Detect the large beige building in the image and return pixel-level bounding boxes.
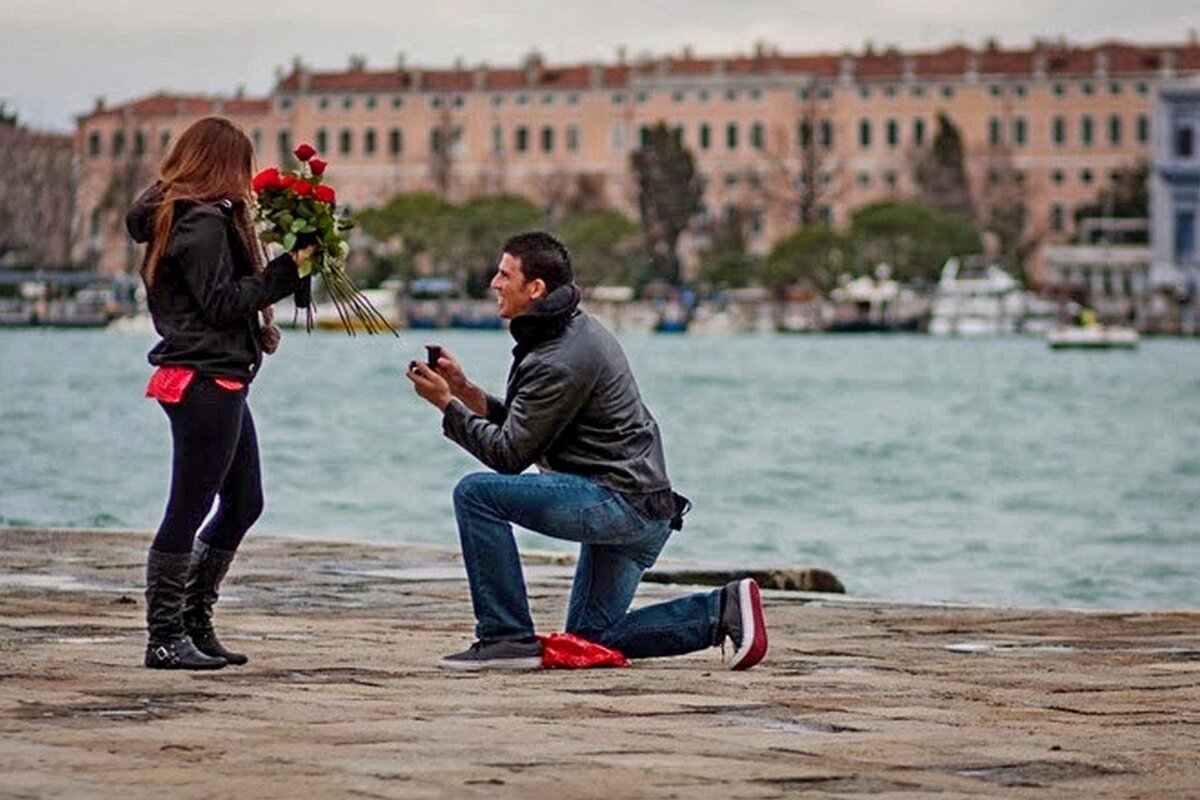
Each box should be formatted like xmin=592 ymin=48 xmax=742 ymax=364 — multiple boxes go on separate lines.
xmin=75 ymin=38 xmax=1200 ymax=281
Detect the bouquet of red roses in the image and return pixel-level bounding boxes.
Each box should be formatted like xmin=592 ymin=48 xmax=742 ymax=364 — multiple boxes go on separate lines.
xmin=253 ymin=144 xmax=396 ymax=335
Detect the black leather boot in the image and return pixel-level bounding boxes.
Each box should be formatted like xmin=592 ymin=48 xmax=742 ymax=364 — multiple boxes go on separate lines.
xmin=145 ymin=549 xmax=226 ymax=670
xmin=183 ymin=540 xmax=248 ymax=665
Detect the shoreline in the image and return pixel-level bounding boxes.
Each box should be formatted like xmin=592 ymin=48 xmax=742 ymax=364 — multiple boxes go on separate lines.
xmin=1 ymin=527 xmax=1197 ymax=799
xmin=3 ymin=525 xmax=1195 ymax=615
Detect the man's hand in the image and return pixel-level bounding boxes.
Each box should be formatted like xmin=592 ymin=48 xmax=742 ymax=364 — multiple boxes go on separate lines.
xmin=428 ymin=345 xmax=488 ymax=415
xmin=406 ymin=360 xmax=453 ymax=410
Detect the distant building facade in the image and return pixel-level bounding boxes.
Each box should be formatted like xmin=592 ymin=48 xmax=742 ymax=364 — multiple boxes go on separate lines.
xmin=1150 ymin=78 xmax=1200 ymax=333
xmin=75 ymin=39 xmax=1200 ymax=278
xmin=1 ymin=119 xmax=75 ymax=267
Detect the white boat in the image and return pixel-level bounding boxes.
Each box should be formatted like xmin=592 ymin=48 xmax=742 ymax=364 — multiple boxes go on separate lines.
xmin=928 ymin=257 xmax=1056 ymax=336
xmin=1047 ymin=325 xmax=1139 ymax=349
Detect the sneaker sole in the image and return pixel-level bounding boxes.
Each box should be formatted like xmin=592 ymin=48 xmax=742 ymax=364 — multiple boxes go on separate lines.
xmin=437 ymin=656 xmax=543 ymax=671
xmin=729 ymin=579 xmax=768 ymax=671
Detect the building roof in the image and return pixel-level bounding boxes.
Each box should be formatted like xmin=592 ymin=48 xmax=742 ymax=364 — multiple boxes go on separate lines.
xmin=79 ymin=91 xmax=271 ymax=122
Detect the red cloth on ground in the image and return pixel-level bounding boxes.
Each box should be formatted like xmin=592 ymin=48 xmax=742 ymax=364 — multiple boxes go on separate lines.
xmin=538 ymin=632 xmax=629 ymax=669
xmin=145 ymin=367 xmax=244 ymax=403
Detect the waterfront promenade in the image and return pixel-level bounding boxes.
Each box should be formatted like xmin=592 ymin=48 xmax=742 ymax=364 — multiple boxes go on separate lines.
xmin=0 ymin=528 xmax=1196 ymax=799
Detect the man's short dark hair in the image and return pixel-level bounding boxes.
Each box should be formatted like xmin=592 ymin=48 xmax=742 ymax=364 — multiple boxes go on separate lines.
xmin=503 ymin=231 xmax=573 ymax=291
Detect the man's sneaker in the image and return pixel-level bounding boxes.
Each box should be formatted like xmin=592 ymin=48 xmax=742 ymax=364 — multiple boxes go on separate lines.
xmin=718 ymin=578 xmax=768 ymax=670
xmin=439 ymin=638 xmax=543 ymax=671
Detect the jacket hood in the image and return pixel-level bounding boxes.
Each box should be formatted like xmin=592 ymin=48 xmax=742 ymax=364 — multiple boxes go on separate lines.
xmin=125 ymin=182 xmax=165 ymax=244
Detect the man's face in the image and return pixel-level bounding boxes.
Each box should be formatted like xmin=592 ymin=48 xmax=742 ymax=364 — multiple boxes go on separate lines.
xmin=490 ymin=253 xmax=545 ymax=319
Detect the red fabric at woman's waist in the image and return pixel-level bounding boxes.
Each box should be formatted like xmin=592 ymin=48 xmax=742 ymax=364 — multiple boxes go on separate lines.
xmin=145 ymin=367 xmax=244 ymax=403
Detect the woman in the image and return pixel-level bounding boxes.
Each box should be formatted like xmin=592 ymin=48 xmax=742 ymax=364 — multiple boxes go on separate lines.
xmin=126 ymin=116 xmax=311 ymax=670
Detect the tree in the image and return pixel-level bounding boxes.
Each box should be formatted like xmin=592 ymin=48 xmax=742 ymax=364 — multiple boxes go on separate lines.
xmin=630 ymin=122 xmax=703 ymax=285
xmin=848 ymin=200 xmax=981 ymax=284
xmin=761 ymin=225 xmax=851 ymax=295
xmin=429 ymin=107 xmax=460 ymax=197
xmin=978 ymin=145 xmax=1042 ymax=276
xmin=697 ymin=206 xmax=756 ymax=289
xmin=0 ymin=117 xmax=78 ymax=268
xmin=1073 ymin=161 xmax=1149 ymax=225
xmin=556 ymin=209 xmax=642 ymax=287
xmin=913 ymin=112 xmax=973 ymax=220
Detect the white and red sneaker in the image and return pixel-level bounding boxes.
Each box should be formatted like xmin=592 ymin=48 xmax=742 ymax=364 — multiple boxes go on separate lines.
xmin=721 ymin=578 xmax=768 ymax=670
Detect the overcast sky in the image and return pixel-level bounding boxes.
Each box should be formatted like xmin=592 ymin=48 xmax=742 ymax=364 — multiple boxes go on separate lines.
xmin=4 ymin=0 xmax=1198 ymax=132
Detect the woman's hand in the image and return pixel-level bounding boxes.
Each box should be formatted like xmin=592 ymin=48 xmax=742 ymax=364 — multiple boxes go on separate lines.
xmin=292 ymin=244 xmax=318 ymax=269
xmin=260 ymin=305 xmax=281 ymax=354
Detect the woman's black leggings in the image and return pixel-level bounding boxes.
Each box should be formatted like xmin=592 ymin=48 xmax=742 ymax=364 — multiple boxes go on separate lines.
xmin=152 ymin=377 xmax=263 ymax=554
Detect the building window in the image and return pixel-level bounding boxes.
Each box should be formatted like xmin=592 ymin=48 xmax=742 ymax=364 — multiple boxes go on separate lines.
xmin=279 ymin=98 xmax=292 ymax=111
xmin=159 ymin=130 xmax=171 ymax=152
xmin=699 ymin=122 xmax=712 ymax=151
xmin=90 ymin=207 xmax=101 ymax=238
xmin=726 ymin=89 xmax=738 ymax=102
xmin=1051 ymin=169 xmax=1065 ymax=185
xmin=698 ymin=89 xmax=710 ymax=103
xmin=133 ymin=130 xmax=146 ymax=157
xmin=859 ymin=118 xmax=871 ymax=148
xmin=454 ymin=95 xmax=465 ymax=108
xmin=491 ymin=95 xmax=504 ymax=108
xmin=1081 ymin=168 xmax=1094 ymax=184
xmin=366 ymin=96 xmax=377 ymax=110
xmin=726 ymin=122 xmax=738 ymax=150
xmin=750 ymin=89 xmax=762 ymax=102
xmin=342 ymin=96 xmax=353 ymax=110
xmin=911 ymin=85 xmax=925 ymax=98
xmin=541 ymin=94 xmax=555 ymax=106
xmin=339 ymin=128 xmax=353 ymax=155
xmin=857 ymin=171 xmax=871 ymax=188
xmin=884 ymin=85 xmax=897 ymax=99
xmin=884 ymin=170 xmax=898 ymax=190
xmin=389 ymin=128 xmax=403 ymax=156
xmin=1053 ymin=115 xmax=1066 ymax=146
xmin=611 ymin=123 xmax=627 ymax=151
xmin=1081 ymin=82 xmax=1094 ymax=96
xmin=392 ymin=96 xmax=404 ymax=109
xmin=988 ymin=117 xmax=1002 ymax=147
xmin=820 ymin=119 xmax=834 ymax=149
xmin=430 ymin=96 xmax=443 ymax=109
xmin=989 ymin=84 xmax=1002 ymax=98
xmin=88 ymin=131 xmax=102 ymax=157
xmin=278 ymin=129 xmax=292 ymax=160
xmin=316 ymin=128 xmax=328 ymax=153
xmin=251 ymin=129 xmax=262 ymax=153
xmin=491 ymin=125 xmax=503 ymax=154
xmin=515 ymin=126 xmax=529 ymax=153
xmin=1109 ymin=82 xmax=1122 ymax=96
xmin=750 ymin=121 xmax=764 ymax=150
xmin=1109 ymin=115 xmax=1122 ymax=146
xmin=886 ymin=118 xmax=898 ymax=148
xmin=859 ymin=86 xmax=871 ymax=100
xmin=1137 ymin=82 xmax=1150 ymax=95
xmin=1013 ymin=117 xmax=1027 ymax=147
xmin=112 ymin=130 xmax=125 ymax=157
xmin=1175 ymin=211 xmax=1195 ymax=261
xmin=541 ymin=126 xmax=555 ymax=153
xmin=1175 ymin=126 xmax=1195 ymax=158
xmin=820 ymin=86 xmax=834 ymax=100
xmin=672 ymin=90 xmax=684 ymax=103
xmin=1051 ymin=204 xmax=1065 ymax=233
xmin=797 ymin=120 xmax=811 ymax=148
xmin=611 ymin=93 xmax=624 ymax=105
xmin=913 ymin=117 xmax=926 ymax=146
xmin=1081 ymin=115 xmax=1094 ymax=147
xmin=1137 ymin=115 xmax=1150 ymax=144
xmin=637 ymin=91 xmax=649 ymax=104
xmin=1015 ymin=84 xmax=1027 ymax=97
xmin=363 ymin=128 xmax=377 ymax=155
xmin=941 ymin=85 xmax=955 ymax=99
xmin=638 ymin=125 xmax=651 ymax=148
xmin=568 ymin=93 xmax=580 ymax=106
xmin=318 ymin=97 xmax=330 ymax=110
xmin=1053 ymin=83 xmax=1066 ymax=97
xmin=566 ymin=125 xmax=580 ymax=153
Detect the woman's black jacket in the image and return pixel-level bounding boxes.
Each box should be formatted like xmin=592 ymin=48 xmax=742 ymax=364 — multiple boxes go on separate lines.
xmin=126 ymin=191 xmax=299 ymax=383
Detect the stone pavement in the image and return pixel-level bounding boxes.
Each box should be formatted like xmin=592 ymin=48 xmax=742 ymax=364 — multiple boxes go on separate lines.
xmin=0 ymin=528 xmax=1197 ymax=799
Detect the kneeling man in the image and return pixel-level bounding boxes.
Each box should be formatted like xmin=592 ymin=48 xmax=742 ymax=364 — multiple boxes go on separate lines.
xmin=406 ymin=232 xmax=767 ymax=671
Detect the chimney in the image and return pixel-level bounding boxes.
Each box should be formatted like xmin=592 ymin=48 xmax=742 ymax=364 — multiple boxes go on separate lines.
xmin=839 ymin=53 xmax=855 ymax=85
xmin=1094 ymin=50 xmax=1109 ymax=78
xmin=349 ymin=54 xmax=366 ymax=72
xmin=94 ymin=97 xmax=106 ymax=114
xmin=523 ymin=51 xmax=543 ymax=86
xmin=473 ymin=64 xmax=488 ymax=91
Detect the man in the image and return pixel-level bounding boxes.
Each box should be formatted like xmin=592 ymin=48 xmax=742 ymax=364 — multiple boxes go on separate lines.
xmin=406 ymin=232 xmax=767 ymax=671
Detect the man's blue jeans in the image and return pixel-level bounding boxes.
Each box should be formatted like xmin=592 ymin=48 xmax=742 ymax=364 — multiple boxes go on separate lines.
xmin=452 ymin=471 xmax=721 ymax=659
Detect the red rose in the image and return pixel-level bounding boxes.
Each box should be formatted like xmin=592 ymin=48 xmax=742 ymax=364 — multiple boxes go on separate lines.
xmin=251 ymin=167 xmax=280 ymax=194
xmin=292 ymin=180 xmax=313 ymax=197
xmin=309 ymin=158 xmax=328 ymax=176
xmin=293 ymin=143 xmax=317 ymax=162
xmin=313 ymin=184 xmax=336 ymax=204
xmin=278 ymin=174 xmax=296 ymax=190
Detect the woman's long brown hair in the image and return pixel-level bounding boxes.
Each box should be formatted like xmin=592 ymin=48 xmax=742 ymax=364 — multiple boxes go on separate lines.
xmin=142 ymin=116 xmax=260 ymax=286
